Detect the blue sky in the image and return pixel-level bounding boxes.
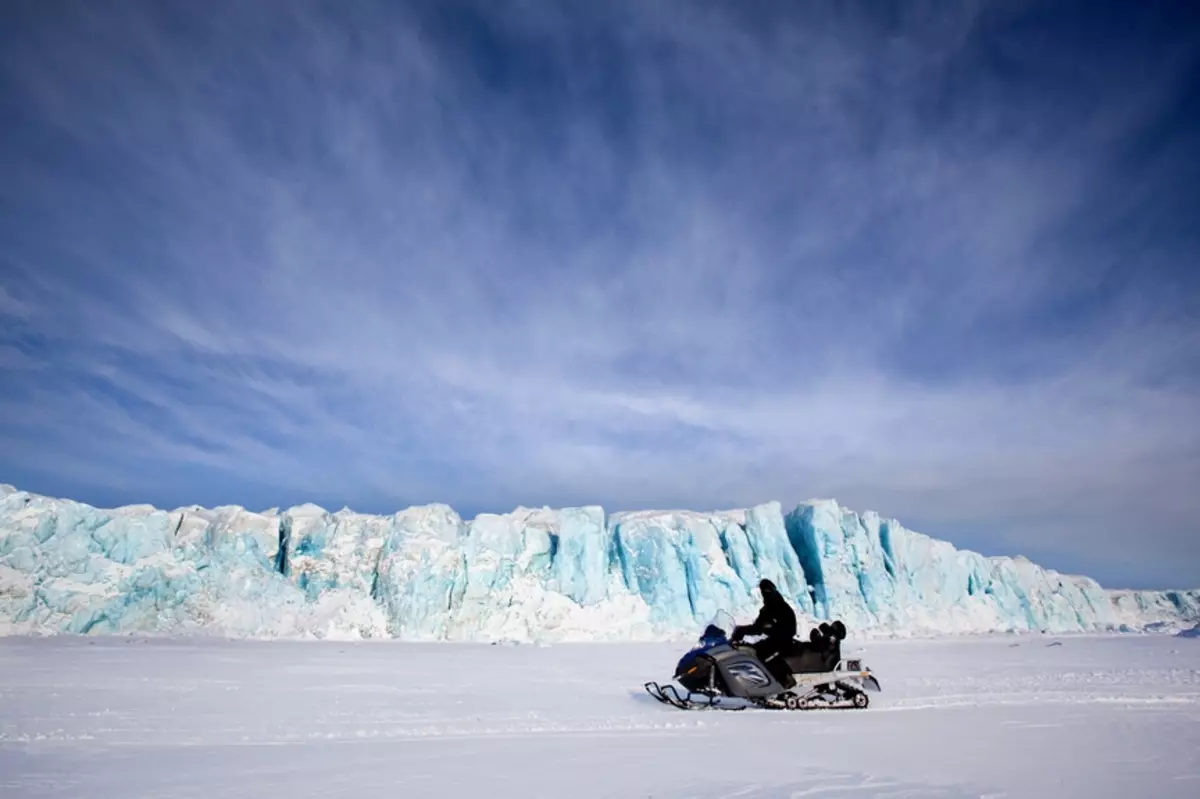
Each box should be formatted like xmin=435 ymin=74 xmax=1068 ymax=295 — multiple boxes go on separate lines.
xmin=1 ymin=1 xmax=1197 ymax=589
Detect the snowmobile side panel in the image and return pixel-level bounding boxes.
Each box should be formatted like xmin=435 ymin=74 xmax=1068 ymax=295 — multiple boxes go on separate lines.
xmin=708 ymin=646 xmax=788 ymax=698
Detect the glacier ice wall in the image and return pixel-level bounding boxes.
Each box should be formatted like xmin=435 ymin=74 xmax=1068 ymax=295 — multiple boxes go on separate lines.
xmin=0 ymin=484 xmax=1196 ymax=641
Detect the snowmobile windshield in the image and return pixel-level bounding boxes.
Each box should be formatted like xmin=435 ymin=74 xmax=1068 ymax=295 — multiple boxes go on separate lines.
xmin=698 ymin=610 xmax=736 ymax=646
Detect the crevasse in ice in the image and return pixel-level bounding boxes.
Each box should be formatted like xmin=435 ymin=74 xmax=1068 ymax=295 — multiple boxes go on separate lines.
xmin=0 ymin=485 xmax=1196 ymax=640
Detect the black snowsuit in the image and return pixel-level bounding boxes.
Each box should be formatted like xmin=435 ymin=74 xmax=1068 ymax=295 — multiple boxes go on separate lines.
xmin=732 ymin=587 xmax=797 ymax=681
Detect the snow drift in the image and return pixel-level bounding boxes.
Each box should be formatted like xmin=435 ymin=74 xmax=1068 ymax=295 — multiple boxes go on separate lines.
xmin=0 ymin=484 xmax=1196 ymax=641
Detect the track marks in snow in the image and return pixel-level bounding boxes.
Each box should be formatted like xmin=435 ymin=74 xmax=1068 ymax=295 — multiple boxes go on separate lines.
xmin=0 ymin=713 xmax=713 ymax=747
xmin=870 ymin=654 xmax=1200 ymax=715
xmin=874 ymin=690 xmax=1200 ymax=713
xmin=657 ymin=772 xmax=986 ymax=798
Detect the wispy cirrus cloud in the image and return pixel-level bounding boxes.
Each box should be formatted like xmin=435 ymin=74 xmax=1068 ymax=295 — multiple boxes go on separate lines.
xmin=1 ymin=0 xmax=1197 ymax=587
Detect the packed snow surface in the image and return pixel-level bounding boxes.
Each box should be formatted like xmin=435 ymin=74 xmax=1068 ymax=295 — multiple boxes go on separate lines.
xmin=1 ymin=484 xmax=1196 ymax=640
xmin=1 ymin=634 xmax=1198 ymax=797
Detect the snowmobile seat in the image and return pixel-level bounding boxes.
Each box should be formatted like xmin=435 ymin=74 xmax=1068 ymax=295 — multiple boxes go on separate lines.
xmin=820 ymin=640 xmax=842 ymax=672
xmin=781 ymin=637 xmax=828 ymax=673
xmin=782 ymin=647 xmax=827 ymax=674
xmin=783 ymin=621 xmax=847 ymax=674
xmin=817 ymin=620 xmax=846 ymax=670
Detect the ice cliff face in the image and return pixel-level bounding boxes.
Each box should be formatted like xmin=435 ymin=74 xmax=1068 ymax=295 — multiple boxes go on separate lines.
xmin=0 ymin=484 xmax=1196 ymax=641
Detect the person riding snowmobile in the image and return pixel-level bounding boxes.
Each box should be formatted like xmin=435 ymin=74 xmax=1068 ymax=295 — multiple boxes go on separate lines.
xmin=730 ymin=579 xmax=797 ymax=679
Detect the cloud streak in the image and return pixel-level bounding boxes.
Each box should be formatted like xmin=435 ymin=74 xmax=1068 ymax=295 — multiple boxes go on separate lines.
xmin=1 ymin=0 xmax=1197 ymax=588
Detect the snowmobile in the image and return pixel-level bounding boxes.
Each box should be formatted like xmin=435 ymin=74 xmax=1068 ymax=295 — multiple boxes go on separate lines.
xmin=644 ymin=614 xmax=881 ymax=711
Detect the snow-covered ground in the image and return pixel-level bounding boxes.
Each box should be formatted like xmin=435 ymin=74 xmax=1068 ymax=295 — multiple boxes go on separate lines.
xmin=1 ymin=634 xmax=1198 ymax=798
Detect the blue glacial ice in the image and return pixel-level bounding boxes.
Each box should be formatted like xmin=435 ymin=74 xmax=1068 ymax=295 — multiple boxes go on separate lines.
xmin=0 ymin=484 xmax=1196 ymax=641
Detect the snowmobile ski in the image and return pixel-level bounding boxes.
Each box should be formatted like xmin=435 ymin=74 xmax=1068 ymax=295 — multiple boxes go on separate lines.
xmin=644 ymin=681 xmax=749 ymax=710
